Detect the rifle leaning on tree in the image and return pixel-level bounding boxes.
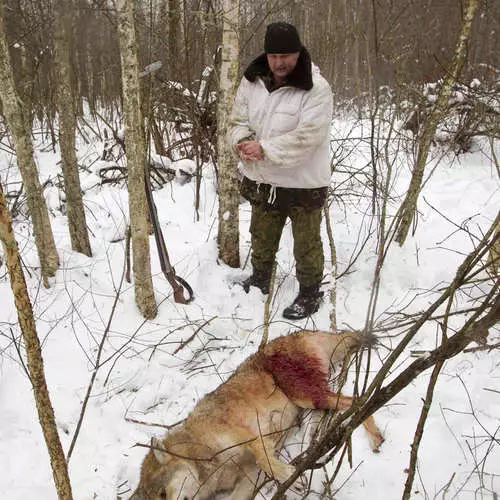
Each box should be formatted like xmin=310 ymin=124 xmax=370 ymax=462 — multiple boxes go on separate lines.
xmin=102 ymin=125 xmax=193 ymax=304
xmin=144 ymin=167 xmax=194 ymax=304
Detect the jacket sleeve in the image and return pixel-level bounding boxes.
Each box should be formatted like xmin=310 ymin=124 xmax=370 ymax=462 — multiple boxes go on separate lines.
xmin=226 ymin=78 xmax=255 ymax=152
xmin=260 ymin=79 xmax=333 ymax=167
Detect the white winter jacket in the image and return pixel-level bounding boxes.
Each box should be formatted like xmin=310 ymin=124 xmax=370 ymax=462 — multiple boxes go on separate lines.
xmin=227 ymin=58 xmax=333 ymax=189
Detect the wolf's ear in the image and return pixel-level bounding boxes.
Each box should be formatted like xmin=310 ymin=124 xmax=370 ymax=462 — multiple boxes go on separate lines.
xmin=151 ymin=436 xmax=168 ymax=464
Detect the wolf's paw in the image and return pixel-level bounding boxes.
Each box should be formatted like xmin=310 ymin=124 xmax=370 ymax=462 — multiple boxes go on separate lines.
xmin=370 ymin=431 xmax=385 ymax=453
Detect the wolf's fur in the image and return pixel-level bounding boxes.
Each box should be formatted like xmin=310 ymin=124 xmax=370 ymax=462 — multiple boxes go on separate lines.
xmin=130 ymin=330 xmax=384 ymax=500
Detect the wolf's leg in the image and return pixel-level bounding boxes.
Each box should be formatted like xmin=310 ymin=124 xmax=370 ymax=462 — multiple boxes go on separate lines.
xmin=249 ymin=438 xmax=295 ymax=483
xmin=362 ymin=415 xmax=385 ymax=451
xmin=324 ymin=393 xmax=384 ymax=452
xmin=289 ymin=391 xmax=384 ymax=451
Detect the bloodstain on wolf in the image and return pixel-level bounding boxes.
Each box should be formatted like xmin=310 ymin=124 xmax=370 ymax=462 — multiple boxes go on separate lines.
xmin=263 ymin=353 xmax=331 ymax=408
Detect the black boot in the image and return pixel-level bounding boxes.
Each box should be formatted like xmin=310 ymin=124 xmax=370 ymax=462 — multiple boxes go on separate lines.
xmin=282 ymin=283 xmax=323 ymax=320
xmin=241 ymin=268 xmax=271 ymax=294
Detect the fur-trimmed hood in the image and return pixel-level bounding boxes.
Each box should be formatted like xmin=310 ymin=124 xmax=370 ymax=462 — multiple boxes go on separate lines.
xmin=243 ymin=48 xmax=313 ymax=91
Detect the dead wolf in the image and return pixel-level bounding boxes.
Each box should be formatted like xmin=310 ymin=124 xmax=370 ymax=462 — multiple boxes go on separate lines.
xmin=130 ymin=329 xmax=384 ymax=500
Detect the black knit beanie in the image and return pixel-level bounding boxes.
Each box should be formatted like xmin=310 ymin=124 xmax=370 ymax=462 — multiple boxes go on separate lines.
xmin=264 ymin=22 xmax=303 ymax=54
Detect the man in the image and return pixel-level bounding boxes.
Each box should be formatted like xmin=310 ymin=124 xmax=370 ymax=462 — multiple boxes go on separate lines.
xmin=227 ymin=22 xmax=333 ymax=320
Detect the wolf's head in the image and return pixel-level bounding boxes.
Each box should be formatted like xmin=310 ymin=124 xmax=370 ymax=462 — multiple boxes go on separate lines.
xmin=130 ymin=437 xmax=201 ymax=500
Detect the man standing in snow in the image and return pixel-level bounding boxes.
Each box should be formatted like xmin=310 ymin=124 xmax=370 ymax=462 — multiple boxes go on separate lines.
xmin=227 ymin=22 xmax=333 ymax=320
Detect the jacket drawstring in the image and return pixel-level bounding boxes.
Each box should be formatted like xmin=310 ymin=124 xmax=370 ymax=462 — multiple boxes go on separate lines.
xmin=267 ymin=185 xmax=277 ymax=205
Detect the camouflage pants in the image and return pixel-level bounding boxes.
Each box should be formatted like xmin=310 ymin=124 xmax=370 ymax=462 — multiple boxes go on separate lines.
xmin=250 ymin=204 xmax=324 ymax=287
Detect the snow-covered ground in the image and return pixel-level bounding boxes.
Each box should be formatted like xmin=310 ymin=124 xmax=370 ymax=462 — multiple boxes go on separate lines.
xmin=0 ymin=117 xmax=498 ymax=499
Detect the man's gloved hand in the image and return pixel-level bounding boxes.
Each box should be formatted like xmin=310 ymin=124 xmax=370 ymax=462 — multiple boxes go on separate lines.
xmin=237 ymin=141 xmax=264 ymax=162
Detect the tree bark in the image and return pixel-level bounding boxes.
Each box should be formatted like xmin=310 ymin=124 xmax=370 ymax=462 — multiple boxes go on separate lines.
xmin=18 ymin=44 xmax=35 ymax=130
xmin=0 ymin=5 xmax=59 ymax=284
xmin=53 ymin=0 xmax=92 ymax=257
xmin=0 ymin=182 xmax=73 ymax=499
xmin=117 ymin=0 xmax=157 ymax=319
xmin=395 ymin=0 xmax=480 ymax=245
xmin=217 ymin=0 xmax=240 ymax=268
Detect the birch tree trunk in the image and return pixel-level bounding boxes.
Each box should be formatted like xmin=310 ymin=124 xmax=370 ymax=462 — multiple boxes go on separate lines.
xmin=117 ymin=0 xmax=157 ymax=319
xmin=53 ymin=0 xmax=92 ymax=257
xmin=395 ymin=0 xmax=480 ymax=246
xmin=0 ymin=182 xmax=73 ymax=499
xmin=217 ymin=0 xmax=240 ymax=268
xmin=0 ymin=5 xmax=59 ymax=284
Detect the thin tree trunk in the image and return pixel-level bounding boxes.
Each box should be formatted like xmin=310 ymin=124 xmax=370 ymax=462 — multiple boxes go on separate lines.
xmin=181 ymin=0 xmax=191 ymax=85
xmin=168 ymin=0 xmax=183 ymax=80
xmin=260 ymin=261 xmax=277 ymax=349
xmin=54 ymin=0 xmax=92 ymax=257
xmin=395 ymin=0 xmax=480 ymax=246
xmin=323 ymin=204 xmax=337 ymax=331
xmin=217 ymin=0 xmax=240 ymax=268
xmin=0 ymin=182 xmax=73 ymax=499
xmin=0 ymin=5 xmax=59 ymax=284
xmin=150 ymin=118 xmax=166 ymax=156
xmin=117 ymin=0 xmax=157 ymax=319
xmin=353 ymin=2 xmax=363 ymax=117
xmin=402 ymin=358 xmax=444 ymax=500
